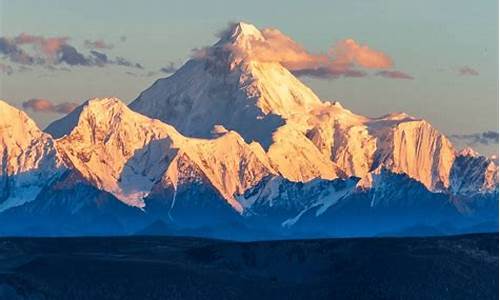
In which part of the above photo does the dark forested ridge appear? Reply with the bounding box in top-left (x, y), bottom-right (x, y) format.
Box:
top-left (0, 233), bottom-right (497, 299)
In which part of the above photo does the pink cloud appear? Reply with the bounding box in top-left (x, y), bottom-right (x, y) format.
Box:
top-left (1, 33), bottom-right (141, 68)
top-left (332, 39), bottom-right (393, 69)
top-left (240, 29), bottom-right (392, 76)
top-left (258, 28), bottom-right (329, 70)
top-left (14, 33), bottom-right (69, 57)
top-left (198, 23), bottom-right (397, 79)
top-left (22, 98), bottom-right (78, 114)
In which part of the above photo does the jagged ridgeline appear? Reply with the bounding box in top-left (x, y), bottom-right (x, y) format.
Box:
top-left (1, 23), bottom-right (498, 238)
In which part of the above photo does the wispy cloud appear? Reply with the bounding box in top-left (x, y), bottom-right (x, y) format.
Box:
top-left (0, 63), bottom-right (13, 75)
top-left (22, 98), bottom-right (78, 114)
top-left (84, 39), bottom-right (114, 49)
top-left (450, 131), bottom-right (499, 146)
top-left (115, 56), bottom-right (143, 69)
top-left (458, 66), bottom-right (479, 76)
top-left (125, 70), bottom-right (159, 77)
top-left (90, 50), bottom-right (109, 66)
top-left (0, 33), bottom-right (142, 69)
top-left (160, 62), bottom-right (178, 74)
top-left (0, 36), bottom-right (37, 64)
top-left (375, 70), bottom-right (414, 80)
top-left (332, 39), bottom-right (392, 69)
top-left (292, 68), bottom-right (367, 78)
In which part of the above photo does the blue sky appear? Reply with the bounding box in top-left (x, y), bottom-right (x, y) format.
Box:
top-left (0, 0), bottom-right (498, 154)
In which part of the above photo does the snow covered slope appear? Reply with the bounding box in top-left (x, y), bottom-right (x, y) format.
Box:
top-left (2, 22), bottom-right (497, 237)
top-left (53, 97), bottom-right (275, 211)
top-left (55, 98), bottom-right (184, 207)
top-left (127, 22), bottom-right (461, 190)
top-left (306, 102), bottom-right (456, 191)
top-left (129, 22), bottom-right (322, 146)
top-left (128, 22), bottom-right (329, 182)
top-left (0, 100), bottom-right (65, 211)
top-left (449, 148), bottom-right (499, 195)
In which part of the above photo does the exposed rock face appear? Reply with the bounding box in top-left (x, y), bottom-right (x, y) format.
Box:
top-left (449, 148), bottom-right (499, 195)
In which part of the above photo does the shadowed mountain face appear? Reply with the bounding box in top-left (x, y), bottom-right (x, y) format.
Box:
top-left (0, 233), bottom-right (497, 300)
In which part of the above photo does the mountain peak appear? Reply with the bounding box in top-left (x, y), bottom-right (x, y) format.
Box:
top-left (222, 22), bottom-right (264, 43)
top-left (458, 147), bottom-right (479, 157)
top-left (86, 97), bottom-right (124, 109)
top-left (129, 23), bottom-right (323, 146)
top-left (80, 97), bottom-right (131, 120)
top-left (45, 97), bottom-right (127, 139)
top-left (0, 100), bottom-right (46, 139)
top-left (55, 97), bottom-right (184, 208)
top-left (46, 97), bottom-right (152, 139)
top-left (0, 99), bottom-right (64, 211)
top-left (0, 100), bottom-right (32, 125)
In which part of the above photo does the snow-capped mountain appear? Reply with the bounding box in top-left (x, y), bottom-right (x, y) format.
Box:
top-left (54, 98), bottom-right (185, 207)
top-left (237, 176), bottom-right (359, 228)
top-left (0, 100), bottom-right (65, 212)
top-left (47, 97), bottom-right (276, 213)
top-left (305, 103), bottom-right (456, 191)
top-left (128, 22), bottom-right (458, 190)
top-left (0, 22), bottom-right (497, 238)
top-left (129, 23), bottom-right (322, 144)
top-left (449, 148), bottom-right (498, 195)
top-left (128, 22), bottom-right (339, 182)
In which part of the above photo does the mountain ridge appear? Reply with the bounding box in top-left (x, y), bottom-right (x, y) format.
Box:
top-left (0, 22), bottom-right (497, 238)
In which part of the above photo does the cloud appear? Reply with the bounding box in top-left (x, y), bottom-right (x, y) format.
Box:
top-left (59, 44), bottom-right (90, 65)
top-left (292, 68), bottom-right (367, 78)
top-left (125, 70), bottom-right (159, 77)
top-left (450, 131), bottom-right (499, 146)
top-left (18, 65), bottom-right (33, 72)
top-left (84, 39), bottom-right (113, 49)
top-left (90, 50), bottom-right (109, 66)
top-left (375, 70), bottom-right (414, 80)
top-left (0, 63), bottom-right (13, 75)
top-left (13, 33), bottom-right (69, 56)
top-left (160, 62), bottom-right (178, 73)
top-left (0, 33), bottom-right (142, 69)
top-left (45, 65), bottom-right (71, 72)
top-left (458, 66), bottom-right (479, 76)
top-left (115, 56), bottom-right (143, 69)
top-left (0, 33), bottom-right (69, 65)
top-left (22, 98), bottom-right (78, 114)
top-left (195, 23), bottom-right (398, 79)
top-left (52, 102), bottom-right (79, 114)
top-left (332, 39), bottom-right (392, 69)
top-left (0, 37), bottom-right (37, 64)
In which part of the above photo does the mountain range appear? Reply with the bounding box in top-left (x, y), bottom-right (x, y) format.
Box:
top-left (0, 22), bottom-right (498, 239)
